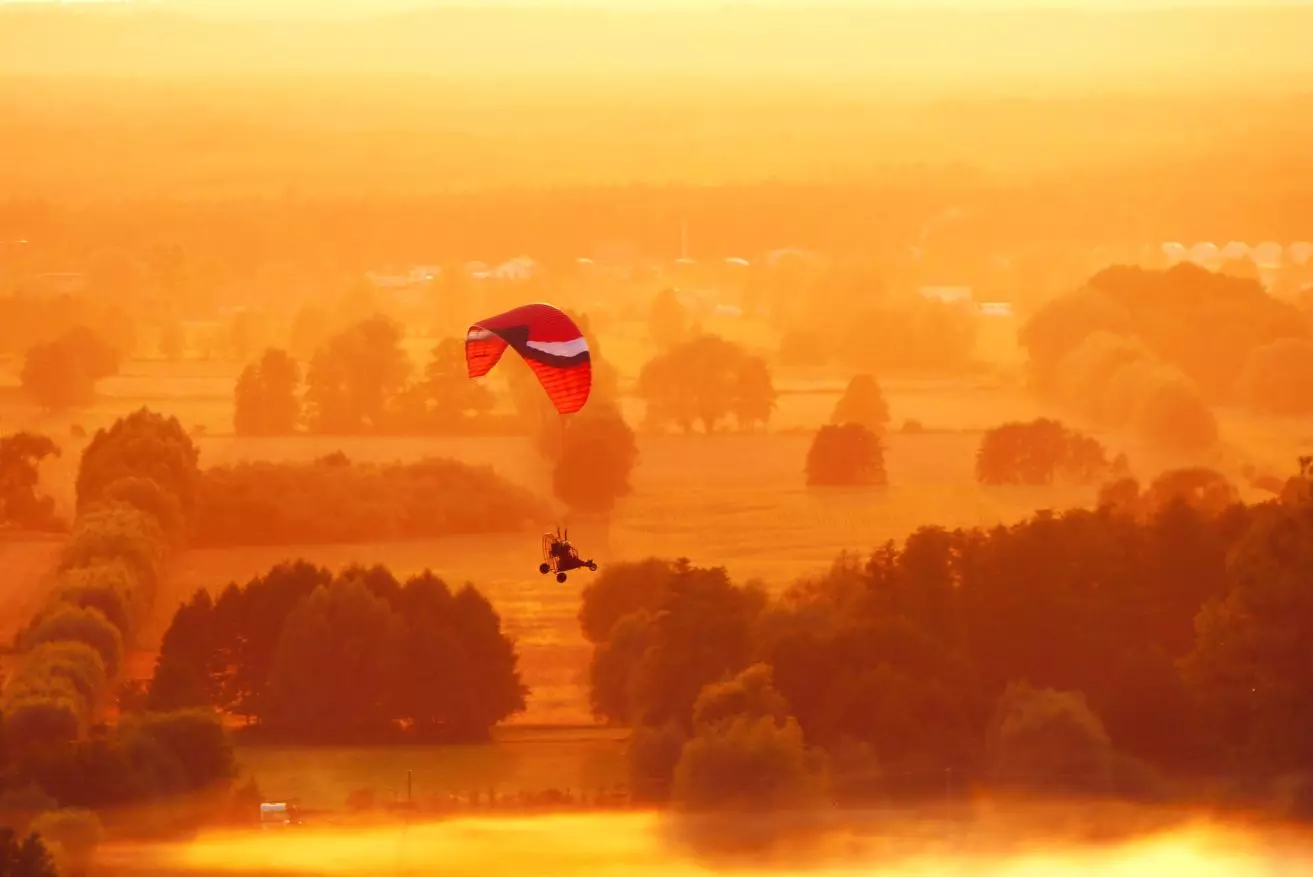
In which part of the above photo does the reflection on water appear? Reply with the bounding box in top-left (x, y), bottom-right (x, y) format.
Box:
top-left (98, 809), bottom-right (1308, 877)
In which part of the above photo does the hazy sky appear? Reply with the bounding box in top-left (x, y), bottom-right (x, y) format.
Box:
top-left (6, 0), bottom-right (1313, 8)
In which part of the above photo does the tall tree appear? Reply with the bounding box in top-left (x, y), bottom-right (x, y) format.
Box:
top-left (303, 316), bottom-right (411, 434)
top-left (234, 348), bottom-right (302, 436)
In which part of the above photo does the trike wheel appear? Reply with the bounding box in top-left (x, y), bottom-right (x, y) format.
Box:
top-left (556, 572), bottom-right (568, 583)
top-left (539, 563), bottom-right (551, 575)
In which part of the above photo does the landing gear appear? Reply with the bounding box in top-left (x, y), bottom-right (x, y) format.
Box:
top-left (556, 572), bottom-right (568, 583)
top-left (586, 561), bottom-right (597, 571)
top-left (539, 563), bottom-right (551, 575)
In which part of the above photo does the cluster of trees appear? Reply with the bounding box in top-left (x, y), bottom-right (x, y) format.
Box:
top-left (775, 271), bottom-right (979, 377)
top-left (975, 418), bottom-right (1128, 486)
top-left (1020, 264), bottom-right (1312, 452)
top-left (637, 334), bottom-right (776, 434)
top-left (0, 409), bottom-right (237, 836)
top-left (19, 325), bottom-right (122, 413)
top-left (192, 453), bottom-right (550, 547)
top-left (0, 433), bottom-right (64, 532)
top-left (233, 319), bottom-right (492, 437)
top-left (234, 311), bottom-right (619, 439)
top-left (579, 461), bottom-right (1313, 811)
top-left (147, 561), bottom-right (527, 744)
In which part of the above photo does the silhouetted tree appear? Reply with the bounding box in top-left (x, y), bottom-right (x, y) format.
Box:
top-left (266, 576), bottom-right (405, 740)
top-left (234, 348), bottom-right (302, 436)
top-left (805, 423), bottom-right (886, 486)
top-left (148, 590), bottom-right (221, 712)
top-left (830, 374), bottom-right (891, 436)
top-left (974, 418), bottom-right (1109, 486)
top-left (0, 432), bottom-right (62, 531)
top-left (984, 682), bottom-right (1114, 794)
top-left (303, 315), bottom-right (411, 434)
top-left (638, 335), bottom-right (773, 433)
top-left (394, 337), bottom-right (494, 432)
top-left (0, 826), bottom-right (59, 877)
top-left (19, 327), bottom-right (120, 413)
top-left (672, 664), bottom-right (828, 812)
top-left (75, 408), bottom-right (200, 518)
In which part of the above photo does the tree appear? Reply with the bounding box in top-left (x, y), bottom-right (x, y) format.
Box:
top-left (628, 562), bottom-right (766, 728)
top-left (578, 557), bottom-right (677, 645)
top-left (805, 423), bottom-right (886, 486)
top-left (75, 409), bottom-right (200, 519)
top-left (120, 710), bottom-right (236, 791)
top-left (1053, 331), bottom-right (1154, 425)
top-left (60, 503), bottom-right (167, 609)
top-left (265, 576), bottom-right (405, 740)
top-left (0, 826), bottom-right (59, 877)
top-left (148, 590), bottom-right (221, 712)
top-left (233, 348), bottom-right (302, 436)
top-left (974, 419), bottom-right (1109, 486)
top-left (53, 561), bottom-right (140, 642)
top-left (1132, 378), bottom-right (1219, 455)
top-left (1018, 288), bottom-right (1133, 398)
top-left (303, 315), bottom-right (411, 434)
top-left (20, 604), bottom-right (124, 678)
top-left (1236, 337), bottom-right (1313, 416)
top-left (830, 375), bottom-right (891, 436)
top-left (19, 327), bottom-right (121, 413)
top-left (552, 404), bottom-right (638, 515)
top-left (1179, 504), bottom-right (1313, 774)
top-left (215, 561), bottom-right (332, 723)
top-left (97, 476), bottom-right (186, 548)
top-left (648, 288), bottom-right (688, 351)
top-left (672, 665), bottom-right (827, 812)
top-left (984, 682), bottom-right (1114, 794)
top-left (12, 642), bottom-right (108, 719)
top-left (396, 337), bottom-right (494, 433)
top-left (0, 432), bottom-right (62, 531)
top-left (589, 610), bottom-right (656, 724)
top-left (638, 335), bottom-right (771, 434)
top-left (628, 721), bottom-right (687, 804)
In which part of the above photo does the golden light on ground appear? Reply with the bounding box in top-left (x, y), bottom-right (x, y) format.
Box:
top-left (98, 810), bottom-right (1306, 877)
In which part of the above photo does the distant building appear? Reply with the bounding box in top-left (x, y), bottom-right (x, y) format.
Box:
top-left (919, 285), bottom-right (973, 304)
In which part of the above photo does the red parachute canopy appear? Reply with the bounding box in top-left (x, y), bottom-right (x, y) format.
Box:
top-left (465, 303), bottom-right (592, 415)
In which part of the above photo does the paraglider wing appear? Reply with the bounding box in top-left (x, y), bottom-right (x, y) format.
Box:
top-left (466, 303), bottom-right (592, 414)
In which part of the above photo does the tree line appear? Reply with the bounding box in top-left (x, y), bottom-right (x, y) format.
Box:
top-left (577, 461), bottom-right (1313, 812)
top-left (146, 561), bottom-right (527, 744)
top-left (803, 377), bottom-right (1128, 489)
top-left (0, 408), bottom-right (237, 849)
top-left (192, 454), bottom-right (550, 547)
